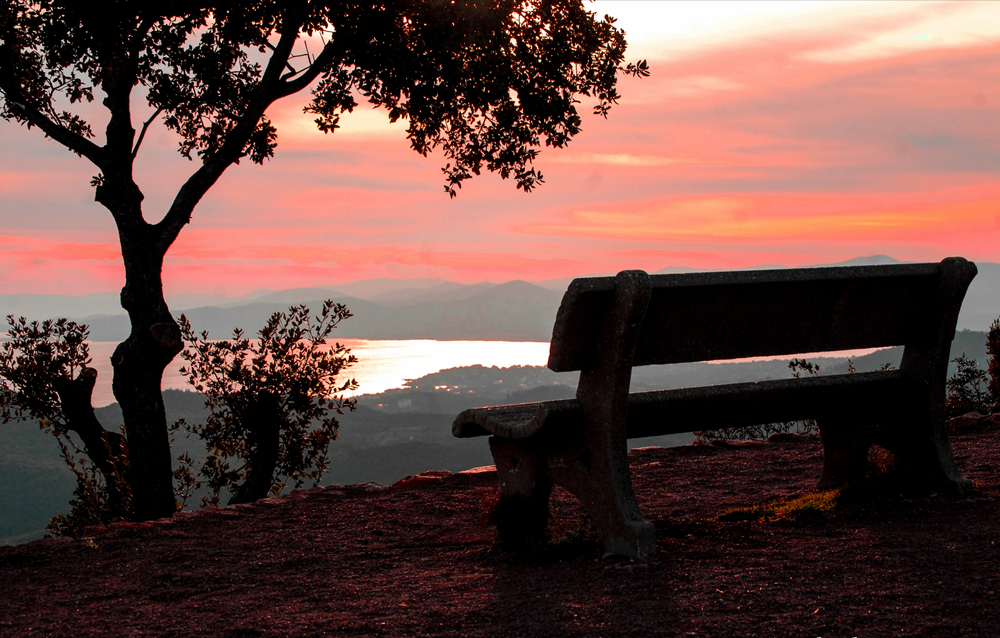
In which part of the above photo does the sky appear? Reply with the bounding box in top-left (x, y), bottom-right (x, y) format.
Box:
top-left (1, 1), bottom-right (999, 297)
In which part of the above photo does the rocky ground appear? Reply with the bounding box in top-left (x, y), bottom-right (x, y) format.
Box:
top-left (2, 420), bottom-right (999, 637)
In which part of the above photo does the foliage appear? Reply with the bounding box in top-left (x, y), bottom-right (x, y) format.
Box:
top-left (45, 443), bottom-right (115, 537)
top-left (0, 316), bottom-right (90, 429)
top-left (718, 443), bottom-right (900, 524)
top-left (987, 317), bottom-right (1000, 413)
top-left (867, 444), bottom-right (895, 477)
top-left (787, 357), bottom-right (820, 378)
top-left (0, 1), bottom-right (645, 195)
top-left (946, 353), bottom-right (991, 417)
top-left (176, 301), bottom-right (358, 506)
top-left (172, 451), bottom-right (198, 510)
top-left (694, 358), bottom-right (821, 443)
top-left (0, 315), bottom-right (130, 534)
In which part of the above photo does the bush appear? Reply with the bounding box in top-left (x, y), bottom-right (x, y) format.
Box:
top-left (946, 353), bottom-right (991, 417)
top-left (987, 317), bottom-right (1000, 413)
top-left (0, 316), bottom-right (131, 533)
top-left (1, 303), bottom-right (359, 531)
top-left (694, 358), bottom-right (820, 443)
top-left (176, 301), bottom-right (357, 506)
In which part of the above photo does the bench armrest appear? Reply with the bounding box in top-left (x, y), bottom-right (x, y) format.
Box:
top-left (453, 399), bottom-right (582, 439)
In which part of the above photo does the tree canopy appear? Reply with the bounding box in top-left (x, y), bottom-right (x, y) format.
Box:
top-left (2, 1), bottom-right (645, 198)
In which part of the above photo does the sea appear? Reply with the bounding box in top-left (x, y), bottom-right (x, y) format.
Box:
top-left (83, 338), bottom-right (882, 408)
top-left (85, 339), bottom-right (552, 408)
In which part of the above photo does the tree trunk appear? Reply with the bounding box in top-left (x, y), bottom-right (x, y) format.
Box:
top-left (110, 232), bottom-right (182, 521)
top-left (228, 398), bottom-right (281, 505)
top-left (53, 367), bottom-right (131, 519)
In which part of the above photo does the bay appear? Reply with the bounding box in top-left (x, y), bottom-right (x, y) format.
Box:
top-left (84, 339), bottom-right (551, 408)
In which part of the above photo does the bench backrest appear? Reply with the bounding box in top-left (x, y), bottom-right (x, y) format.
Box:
top-left (548, 258), bottom-right (976, 373)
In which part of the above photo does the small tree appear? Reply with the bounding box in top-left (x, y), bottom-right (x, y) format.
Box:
top-left (946, 353), bottom-right (991, 417)
top-left (177, 301), bottom-right (357, 506)
top-left (987, 317), bottom-right (1000, 413)
top-left (0, 316), bottom-right (131, 531)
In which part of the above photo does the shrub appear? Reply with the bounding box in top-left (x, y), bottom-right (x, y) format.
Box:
top-left (946, 353), bottom-right (991, 417)
top-left (867, 444), bottom-right (895, 477)
top-left (45, 446), bottom-right (116, 537)
top-left (987, 317), bottom-right (1000, 413)
top-left (694, 358), bottom-right (820, 443)
top-left (176, 301), bottom-right (358, 506)
top-left (0, 316), bottom-right (131, 533)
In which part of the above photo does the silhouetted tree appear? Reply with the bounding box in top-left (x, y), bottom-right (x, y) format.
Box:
top-left (0, 1), bottom-right (646, 520)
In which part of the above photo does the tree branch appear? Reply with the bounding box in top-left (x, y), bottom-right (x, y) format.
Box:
top-left (2, 96), bottom-right (106, 168)
top-left (152, 4), bottom-right (309, 254)
top-left (132, 107), bottom-right (164, 159)
top-left (263, 39), bottom-right (301, 80)
top-left (276, 38), bottom-right (339, 99)
top-left (258, 5), bottom-right (307, 89)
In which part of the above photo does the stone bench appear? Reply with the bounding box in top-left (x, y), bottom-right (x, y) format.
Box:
top-left (453, 258), bottom-right (978, 557)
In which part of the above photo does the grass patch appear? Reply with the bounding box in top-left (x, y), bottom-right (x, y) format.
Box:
top-left (719, 446), bottom-right (903, 523)
top-left (718, 490), bottom-right (840, 523)
top-left (158, 529), bottom-right (189, 537)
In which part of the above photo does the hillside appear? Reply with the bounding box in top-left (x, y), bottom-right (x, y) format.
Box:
top-left (3, 331), bottom-right (993, 545)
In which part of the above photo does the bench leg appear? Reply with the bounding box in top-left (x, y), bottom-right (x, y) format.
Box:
top-left (548, 441), bottom-right (657, 558)
top-left (877, 402), bottom-right (973, 495)
top-left (575, 476), bottom-right (657, 558)
top-left (817, 416), bottom-right (871, 490)
top-left (488, 437), bottom-right (552, 545)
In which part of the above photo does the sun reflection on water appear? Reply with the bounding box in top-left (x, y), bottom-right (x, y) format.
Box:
top-left (85, 339), bottom-right (551, 408)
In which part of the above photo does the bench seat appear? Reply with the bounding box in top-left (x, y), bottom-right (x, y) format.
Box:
top-left (455, 370), bottom-right (909, 440)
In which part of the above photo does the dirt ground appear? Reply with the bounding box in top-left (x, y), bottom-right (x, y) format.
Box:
top-left (2, 423), bottom-right (999, 638)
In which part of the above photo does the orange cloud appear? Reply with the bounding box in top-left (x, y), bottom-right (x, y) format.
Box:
top-left (522, 190), bottom-right (1000, 246)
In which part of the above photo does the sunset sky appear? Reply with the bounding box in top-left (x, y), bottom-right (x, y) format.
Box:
top-left (1, 1), bottom-right (999, 297)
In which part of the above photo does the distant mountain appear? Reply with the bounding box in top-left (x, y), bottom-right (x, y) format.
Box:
top-left (222, 287), bottom-right (349, 308)
top-left (957, 262), bottom-right (1000, 332)
top-left (328, 277), bottom-right (463, 301)
top-left (368, 281), bottom-right (495, 307)
top-left (80, 280), bottom-right (563, 342)
top-left (166, 292), bottom-right (245, 309)
top-left (5, 256), bottom-right (998, 336)
top-left (816, 255), bottom-right (902, 267)
top-left (0, 292), bottom-right (125, 319)
top-left (326, 280), bottom-right (561, 341)
top-left (0, 290), bottom-right (274, 319)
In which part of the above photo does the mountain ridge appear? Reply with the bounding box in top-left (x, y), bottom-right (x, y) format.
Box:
top-left (3, 257), bottom-right (998, 339)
